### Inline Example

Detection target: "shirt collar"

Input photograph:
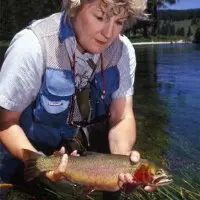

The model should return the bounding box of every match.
[59,11,74,43]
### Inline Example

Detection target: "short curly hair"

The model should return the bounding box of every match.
[62,0,147,19]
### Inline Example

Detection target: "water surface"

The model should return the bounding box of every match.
[132,43,200,200]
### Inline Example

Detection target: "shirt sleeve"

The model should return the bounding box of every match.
[112,35,136,99]
[0,28,44,112]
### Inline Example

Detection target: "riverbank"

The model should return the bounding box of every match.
[130,35,193,45]
[132,40,192,45]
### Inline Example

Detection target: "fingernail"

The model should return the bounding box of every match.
[133,156,139,161]
[63,154,68,162]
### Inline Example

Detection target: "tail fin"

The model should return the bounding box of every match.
[22,149,43,182]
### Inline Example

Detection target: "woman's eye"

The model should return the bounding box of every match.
[96,16,104,21]
[117,22,123,25]
[116,21,124,26]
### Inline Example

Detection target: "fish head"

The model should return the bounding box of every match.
[132,161,173,187]
[150,167,173,186]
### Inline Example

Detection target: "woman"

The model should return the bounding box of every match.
[0,0,155,198]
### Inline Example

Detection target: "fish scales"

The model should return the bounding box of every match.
[65,154,140,190]
[35,154,139,190]
[23,149,172,192]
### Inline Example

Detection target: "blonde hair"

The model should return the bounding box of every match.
[62,0,147,19]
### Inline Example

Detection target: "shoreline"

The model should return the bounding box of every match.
[132,40,192,45]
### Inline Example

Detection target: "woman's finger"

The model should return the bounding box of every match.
[45,154,68,181]
[70,150,80,156]
[130,150,140,163]
[144,185,157,192]
[59,146,66,155]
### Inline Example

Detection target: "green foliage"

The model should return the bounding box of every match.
[179,27,185,36]
[0,0,62,40]
[169,24,176,36]
[158,9,200,21]
[191,18,198,25]
[158,22,176,36]
[195,27,200,41]
[187,26,192,37]
[157,18,199,39]
[159,23,168,35]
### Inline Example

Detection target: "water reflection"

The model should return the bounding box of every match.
[133,43,200,200]
[133,45,169,164]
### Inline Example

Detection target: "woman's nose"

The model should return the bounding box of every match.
[102,21,114,39]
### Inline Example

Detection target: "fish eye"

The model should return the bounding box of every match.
[156,169,164,176]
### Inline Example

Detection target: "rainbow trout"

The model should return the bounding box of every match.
[23,150,172,192]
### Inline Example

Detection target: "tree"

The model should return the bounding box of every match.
[176,28,181,36]
[187,26,193,37]
[170,24,176,36]
[195,27,200,41]
[191,18,197,25]
[179,27,185,36]
[176,27,185,36]
[0,0,62,40]
[147,0,177,36]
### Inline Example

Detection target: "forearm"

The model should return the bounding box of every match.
[0,124,37,162]
[108,115,136,155]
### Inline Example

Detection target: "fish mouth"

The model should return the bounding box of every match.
[151,175,173,186]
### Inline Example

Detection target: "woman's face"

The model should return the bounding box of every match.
[72,0,127,53]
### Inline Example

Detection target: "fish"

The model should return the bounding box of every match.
[23,149,172,193]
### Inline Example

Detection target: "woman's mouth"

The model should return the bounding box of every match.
[96,40,108,45]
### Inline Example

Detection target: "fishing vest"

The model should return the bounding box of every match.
[20,12,123,153]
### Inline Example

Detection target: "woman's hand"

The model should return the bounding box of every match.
[118,150,156,192]
[45,147,79,181]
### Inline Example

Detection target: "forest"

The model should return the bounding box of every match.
[158,9,200,21]
[126,8,200,41]
[157,9,200,39]
[0,0,62,40]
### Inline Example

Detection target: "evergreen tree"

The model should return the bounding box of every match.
[176,28,181,36]
[179,27,185,36]
[195,27,200,41]
[170,24,175,36]
[160,23,168,35]
[187,26,192,37]
[147,0,177,36]
[191,18,197,25]
[0,0,62,40]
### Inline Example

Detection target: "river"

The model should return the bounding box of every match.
[132,43,200,200]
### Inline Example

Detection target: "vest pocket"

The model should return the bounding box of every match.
[34,69,75,126]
